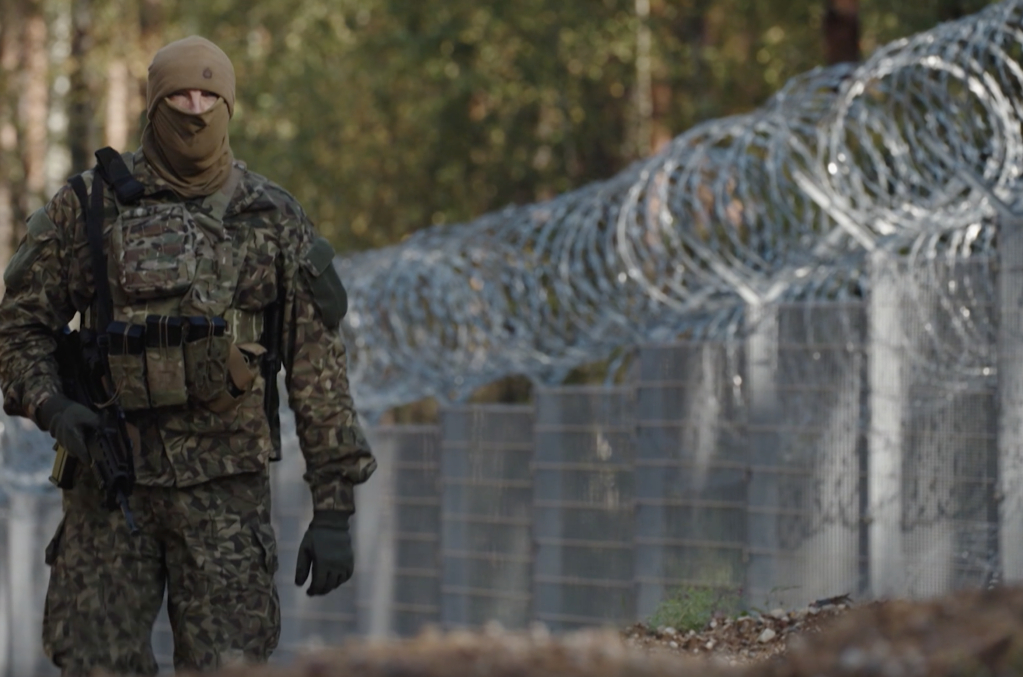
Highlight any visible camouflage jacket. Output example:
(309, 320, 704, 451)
(0, 148, 375, 513)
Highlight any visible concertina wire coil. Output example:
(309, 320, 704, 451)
(339, 0, 1023, 417)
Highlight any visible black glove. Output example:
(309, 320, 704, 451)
(38, 394, 100, 464)
(294, 509, 354, 596)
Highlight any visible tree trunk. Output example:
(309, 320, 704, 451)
(133, 0, 165, 139)
(0, 0, 24, 275)
(18, 2, 49, 227)
(648, 0, 672, 154)
(105, 58, 130, 151)
(823, 0, 860, 65)
(632, 0, 653, 158)
(68, 0, 95, 175)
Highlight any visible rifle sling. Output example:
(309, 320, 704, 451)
(69, 152, 125, 336)
(88, 171, 114, 334)
(95, 146, 145, 203)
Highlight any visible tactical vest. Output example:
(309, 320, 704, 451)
(87, 152, 268, 415)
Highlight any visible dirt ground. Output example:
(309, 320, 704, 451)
(183, 585, 1023, 677)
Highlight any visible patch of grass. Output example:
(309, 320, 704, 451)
(647, 584, 745, 632)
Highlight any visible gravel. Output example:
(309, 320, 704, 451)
(189, 585, 1023, 677)
(621, 597, 853, 667)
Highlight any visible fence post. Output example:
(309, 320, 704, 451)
(745, 301, 781, 606)
(632, 345, 672, 620)
(440, 405, 534, 629)
(531, 389, 564, 629)
(867, 250, 906, 597)
(355, 427, 397, 637)
(999, 210, 1023, 582)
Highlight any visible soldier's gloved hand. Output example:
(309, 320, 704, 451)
(38, 394, 99, 463)
(295, 510, 354, 596)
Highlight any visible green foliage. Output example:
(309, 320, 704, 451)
(647, 584, 744, 632)
(94, 0, 1003, 261)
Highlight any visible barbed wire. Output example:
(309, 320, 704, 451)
(340, 0, 1023, 416)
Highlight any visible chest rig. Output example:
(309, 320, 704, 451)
(73, 148, 268, 416)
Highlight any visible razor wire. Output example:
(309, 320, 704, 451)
(339, 0, 1023, 416)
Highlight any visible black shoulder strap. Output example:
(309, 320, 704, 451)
(68, 174, 89, 221)
(94, 147, 144, 204)
(68, 168, 114, 334)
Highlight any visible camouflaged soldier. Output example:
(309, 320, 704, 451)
(0, 36, 376, 675)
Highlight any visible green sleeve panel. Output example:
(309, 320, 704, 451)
(300, 236, 348, 328)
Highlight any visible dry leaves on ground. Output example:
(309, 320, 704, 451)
(176, 585, 1023, 677)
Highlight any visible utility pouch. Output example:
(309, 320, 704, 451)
(145, 315, 188, 408)
(113, 203, 199, 301)
(205, 341, 266, 413)
(184, 316, 231, 406)
(105, 321, 150, 410)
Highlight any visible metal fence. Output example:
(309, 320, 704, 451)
(0, 251, 1016, 675)
(532, 387, 635, 631)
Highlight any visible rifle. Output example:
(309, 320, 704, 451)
(48, 146, 143, 535)
(261, 291, 284, 462)
(50, 326, 139, 535)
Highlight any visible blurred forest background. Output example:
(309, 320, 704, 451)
(0, 0, 998, 261)
(0, 0, 1000, 412)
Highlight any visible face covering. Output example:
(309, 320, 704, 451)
(142, 97, 234, 198)
(140, 36, 237, 198)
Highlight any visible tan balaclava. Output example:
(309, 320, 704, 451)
(141, 36, 236, 198)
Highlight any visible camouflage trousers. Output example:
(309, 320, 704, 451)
(41, 467, 281, 676)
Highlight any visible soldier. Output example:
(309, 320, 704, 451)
(0, 36, 376, 674)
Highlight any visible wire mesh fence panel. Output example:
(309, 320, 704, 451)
(378, 425, 442, 638)
(745, 301, 868, 610)
(532, 386, 635, 631)
(633, 342, 748, 621)
(440, 405, 534, 630)
(869, 253, 999, 598)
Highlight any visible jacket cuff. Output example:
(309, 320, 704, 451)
(14, 381, 62, 430)
(307, 476, 356, 513)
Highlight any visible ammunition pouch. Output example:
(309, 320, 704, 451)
(106, 321, 150, 410)
(183, 316, 230, 407)
(105, 314, 264, 413)
(146, 315, 189, 408)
